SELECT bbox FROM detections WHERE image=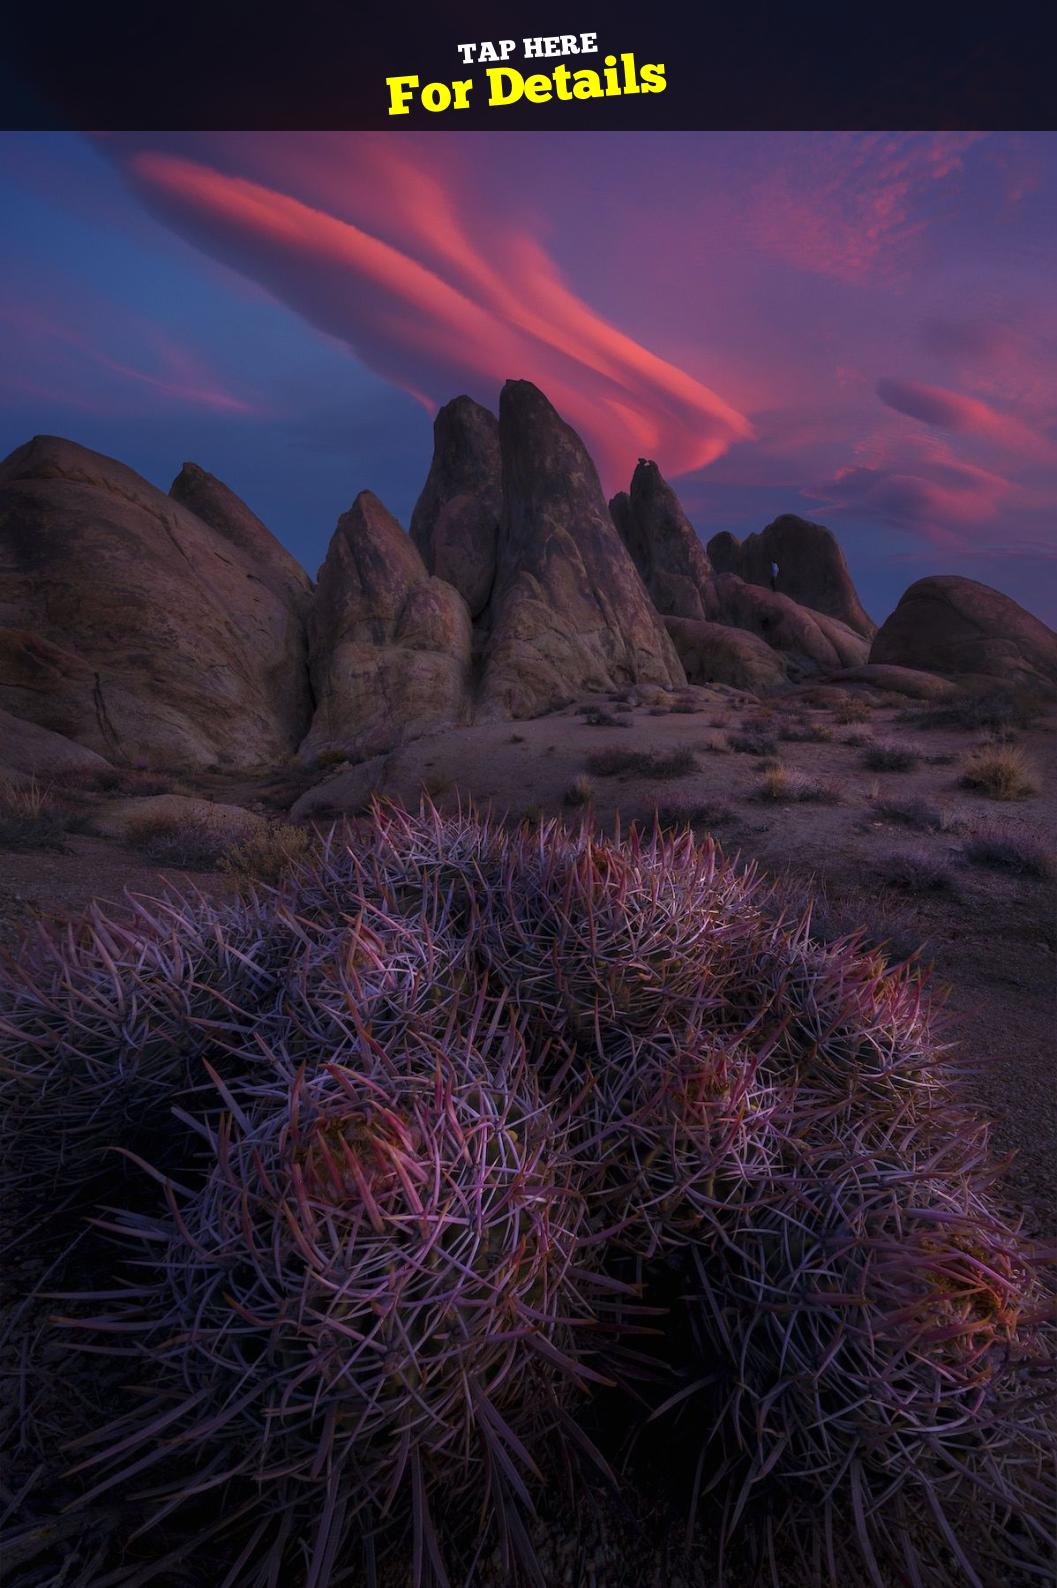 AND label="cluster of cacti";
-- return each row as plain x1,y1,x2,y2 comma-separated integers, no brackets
1,800,1052,1587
